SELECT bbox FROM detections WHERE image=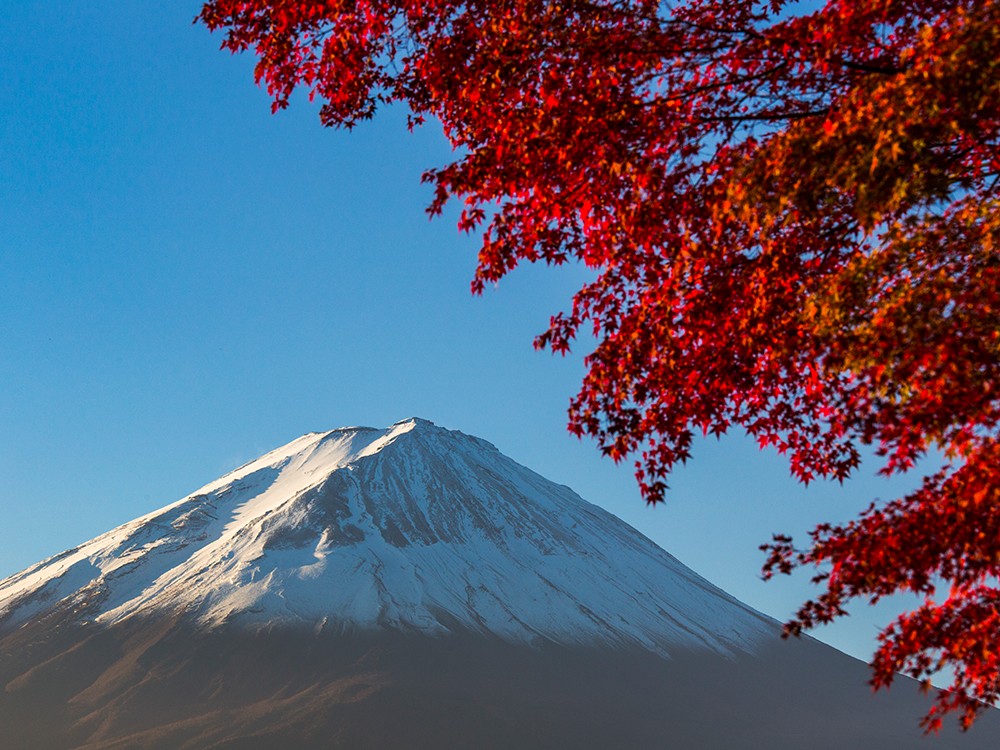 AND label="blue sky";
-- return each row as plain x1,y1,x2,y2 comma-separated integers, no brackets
2,0,927,663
